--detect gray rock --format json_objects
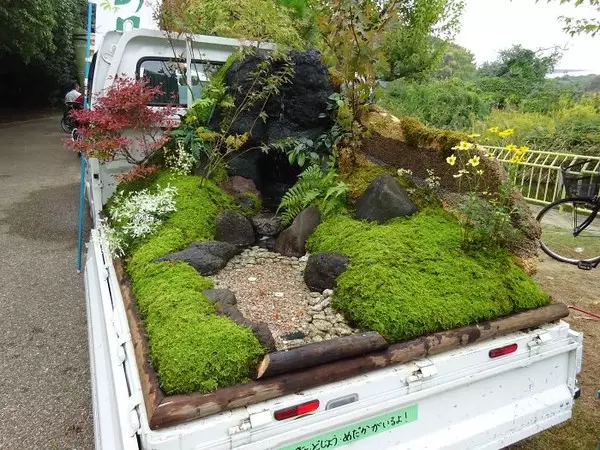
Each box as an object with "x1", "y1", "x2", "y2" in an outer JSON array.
[
  {"x1": 203, "y1": 289, "x2": 237, "y2": 306},
  {"x1": 355, "y1": 174, "x2": 418, "y2": 224},
  {"x1": 155, "y1": 241, "x2": 241, "y2": 275},
  {"x1": 281, "y1": 330, "x2": 307, "y2": 341},
  {"x1": 304, "y1": 252, "x2": 349, "y2": 292},
  {"x1": 216, "y1": 209, "x2": 255, "y2": 248},
  {"x1": 274, "y1": 206, "x2": 321, "y2": 257},
  {"x1": 312, "y1": 313, "x2": 328, "y2": 322},
  {"x1": 308, "y1": 324, "x2": 324, "y2": 337},
  {"x1": 219, "y1": 176, "x2": 262, "y2": 199},
  {"x1": 323, "y1": 288, "x2": 334, "y2": 297},
  {"x1": 251, "y1": 213, "x2": 283, "y2": 236},
  {"x1": 203, "y1": 288, "x2": 276, "y2": 351}
]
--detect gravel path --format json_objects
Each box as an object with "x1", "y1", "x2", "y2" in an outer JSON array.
[
  {"x1": 0, "y1": 116, "x2": 92, "y2": 449},
  {"x1": 212, "y1": 247, "x2": 356, "y2": 350}
]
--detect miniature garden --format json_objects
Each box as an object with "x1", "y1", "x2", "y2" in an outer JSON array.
[{"x1": 69, "y1": 4, "x2": 551, "y2": 397}]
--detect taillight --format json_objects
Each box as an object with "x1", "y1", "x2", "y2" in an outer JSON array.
[
  {"x1": 489, "y1": 343, "x2": 518, "y2": 358},
  {"x1": 274, "y1": 400, "x2": 320, "y2": 421}
]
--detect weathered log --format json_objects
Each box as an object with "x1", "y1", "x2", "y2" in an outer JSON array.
[
  {"x1": 149, "y1": 303, "x2": 568, "y2": 429},
  {"x1": 114, "y1": 259, "x2": 164, "y2": 420},
  {"x1": 256, "y1": 332, "x2": 388, "y2": 379}
]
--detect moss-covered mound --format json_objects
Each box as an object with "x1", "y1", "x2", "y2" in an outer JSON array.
[
  {"x1": 122, "y1": 172, "x2": 265, "y2": 395},
  {"x1": 307, "y1": 209, "x2": 549, "y2": 343}
]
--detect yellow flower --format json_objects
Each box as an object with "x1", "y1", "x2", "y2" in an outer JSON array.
[
  {"x1": 476, "y1": 169, "x2": 484, "y2": 175},
  {"x1": 509, "y1": 155, "x2": 524, "y2": 164},
  {"x1": 468, "y1": 133, "x2": 481, "y2": 139},
  {"x1": 467, "y1": 155, "x2": 480, "y2": 167},
  {"x1": 498, "y1": 128, "x2": 515, "y2": 138},
  {"x1": 446, "y1": 154, "x2": 457, "y2": 166},
  {"x1": 452, "y1": 140, "x2": 474, "y2": 151},
  {"x1": 516, "y1": 145, "x2": 529, "y2": 155},
  {"x1": 488, "y1": 126, "x2": 500, "y2": 133},
  {"x1": 505, "y1": 144, "x2": 518, "y2": 151}
]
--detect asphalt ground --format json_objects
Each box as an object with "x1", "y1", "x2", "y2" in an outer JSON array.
[{"x1": 0, "y1": 116, "x2": 93, "y2": 449}]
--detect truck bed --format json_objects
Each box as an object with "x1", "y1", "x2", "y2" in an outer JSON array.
[{"x1": 85, "y1": 227, "x2": 582, "y2": 450}]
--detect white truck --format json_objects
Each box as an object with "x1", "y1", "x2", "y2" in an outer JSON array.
[{"x1": 84, "y1": 29, "x2": 583, "y2": 450}]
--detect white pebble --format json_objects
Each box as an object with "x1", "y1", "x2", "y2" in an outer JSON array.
[
  {"x1": 323, "y1": 289, "x2": 334, "y2": 297},
  {"x1": 273, "y1": 292, "x2": 284, "y2": 298},
  {"x1": 248, "y1": 277, "x2": 257, "y2": 282}
]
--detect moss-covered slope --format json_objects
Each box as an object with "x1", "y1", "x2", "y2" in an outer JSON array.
[
  {"x1": 122, "y1": 172, "x2": 264, "y2": 395},
  {"x1": 307, "y1": 209, "x2": 549, "y2": 342}
]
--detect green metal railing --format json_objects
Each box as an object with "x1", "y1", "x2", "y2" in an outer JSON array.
[{"x1": 483, "y1": 146, "x2": 600, "y2": 206}]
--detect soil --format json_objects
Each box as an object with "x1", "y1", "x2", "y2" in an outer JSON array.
[{"x1": 511, "y1": 254, "x2": 600, "y2": 450}]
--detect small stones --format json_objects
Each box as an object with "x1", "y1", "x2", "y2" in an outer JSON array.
[
  {"x1": 312, "y1": 319, "x2": 331, "y2": 333},
  {"x1": 213, "y1": 245, "x2": 360, "y2": 347}
]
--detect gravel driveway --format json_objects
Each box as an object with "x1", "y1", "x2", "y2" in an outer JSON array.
[{"x1": 0, "y1": 116, "x2": 93, "y2": 449}]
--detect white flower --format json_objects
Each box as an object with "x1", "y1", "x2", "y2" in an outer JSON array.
[{"x1": 105, "y1": 184, "x2": 178, "y2": 257}]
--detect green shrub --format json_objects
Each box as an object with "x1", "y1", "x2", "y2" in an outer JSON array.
[
  {"x1": 307, "y1": 209, "x2": 549, "y2": 342},
  {"x1": 379, "y1": 78, "x2": 491, "y2": 130},
  {"x1": 113, "y1": 171, "x2": 265, "y2": 395},
  {"x1": 480, "y1": 106, "x2": 600, "y2": 156}
]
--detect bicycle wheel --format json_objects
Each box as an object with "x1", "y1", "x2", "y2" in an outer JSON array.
[
  {"x1": 60, "y1": 118, "x2": 72, "y2": 134},
  {"x1": 537, "y1": 197, "x2": 600, "y2": 265}
]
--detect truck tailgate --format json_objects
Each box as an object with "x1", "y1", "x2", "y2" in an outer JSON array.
[{"x1": 86, "y1": 229, "x2": 582, "y2": 450}]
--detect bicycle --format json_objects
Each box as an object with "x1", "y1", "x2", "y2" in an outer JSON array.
[{"x1": 536, "y1": 159, "x2": 600, "y2": 270}]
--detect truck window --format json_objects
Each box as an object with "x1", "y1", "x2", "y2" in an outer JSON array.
[{"x1": 136, "y1": 58, "x2": 221, "y2": 106}]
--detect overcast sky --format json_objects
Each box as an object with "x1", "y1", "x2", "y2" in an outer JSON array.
[{"x1": 455, "y1": 0, "x2": 600, "y2": 74}]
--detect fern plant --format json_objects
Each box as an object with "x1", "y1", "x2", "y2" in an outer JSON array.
[{"x1": 278, "y1": 164, "x2": 348, "y2": 226}]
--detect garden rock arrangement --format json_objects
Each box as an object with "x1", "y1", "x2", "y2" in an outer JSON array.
[{"x1": 210, "y1": 246, "x2": 356, "y2": 350}]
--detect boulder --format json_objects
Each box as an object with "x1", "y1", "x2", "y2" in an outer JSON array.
[
  {"x1": 355, "y1": 174, "x2": 418, "y2": 224},
  {"x1": 202, "y1": 288, "x2": 276, "y2": 351},
  {"x1": 251, "y1": 213, "x2": 283, "y2": 236},
  {"x1": 274, "y1": 206, "x2": 321, "y2": 257},
  {"x1": 217, "y1": 50, "x2": 334, "y2": 147},
  {"x1": 226, "y1": 150, "x2": 263, "y2": 188},
  {"x1": 216, "y1": 209, "x2": 255, "y2": 248},
  {"x1": 203, "y1": 288, "x2": 237, "y2": 306},
  {"x1": 155, "y1": 241, "x2": 240, "y2": 275},
  {"x1": 304, "y1": 252, "x2": 349, "y2": 292},
  {"x1": 219, "y1": 176, "x2": 262, "y2": 199}
]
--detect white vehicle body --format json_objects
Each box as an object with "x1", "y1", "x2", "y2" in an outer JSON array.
[{"x1": 85, "y1": 29, "x2": 584, "y2": 450}]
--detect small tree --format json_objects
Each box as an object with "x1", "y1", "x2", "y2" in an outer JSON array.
[
  {"x1": 67, "y1": 77, "x2": 176, "y2": 169},
  {"x1": 314, "y1": 0, "x2": 402, "y2": 162}
]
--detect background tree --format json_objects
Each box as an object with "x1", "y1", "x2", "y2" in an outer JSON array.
[
  {"x1": 0, "y1": 0, "x2": 85, "y2": 106},
  {"x1": 381, "y1": 0, "x2": 464, "y2": 80},
  {"x1": 159, "y1": 0, "x2": 310, "y2": 47},
  {"x1": 476, "y1": 45, "x2": 562, "y2": 109},
  {"x1": 432, "y1": 41, "x2": 477, "y2": 80},
  {"x1": 544, "y1": 0, "x2": 600, "y2": 36}
]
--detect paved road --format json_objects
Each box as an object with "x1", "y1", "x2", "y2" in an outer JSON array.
[{"x1": 0, "y1": 116, "x2": 93, "y2": 449}]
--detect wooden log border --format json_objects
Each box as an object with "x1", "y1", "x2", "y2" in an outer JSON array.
[{"x1": 114, "y1": 260, "x2": 569, "y2": 430}]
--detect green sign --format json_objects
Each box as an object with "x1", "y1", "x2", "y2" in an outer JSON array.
[{"x1": 280, "y1": 404, "x2": 418, "y2": 450}]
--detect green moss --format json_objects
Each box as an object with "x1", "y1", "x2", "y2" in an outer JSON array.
[
  {"x1": 235, "y1": 191, "x2": 262, "y2": 217},
  {"x1": 113, "y1": 170, "x2": 265, "y2": 395},
  {"x1": 148, "y1": 315, "x2": 264, "y2": 394},
  {"x1": 306, "y1": 209, "x2": 549, "y2": 342},
  {"x1": 397, "y1": 116, "x2": 470, "y2": 157},
  {"x1": 341, "y1": 159, "x2": 393, "y2": 205}
]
